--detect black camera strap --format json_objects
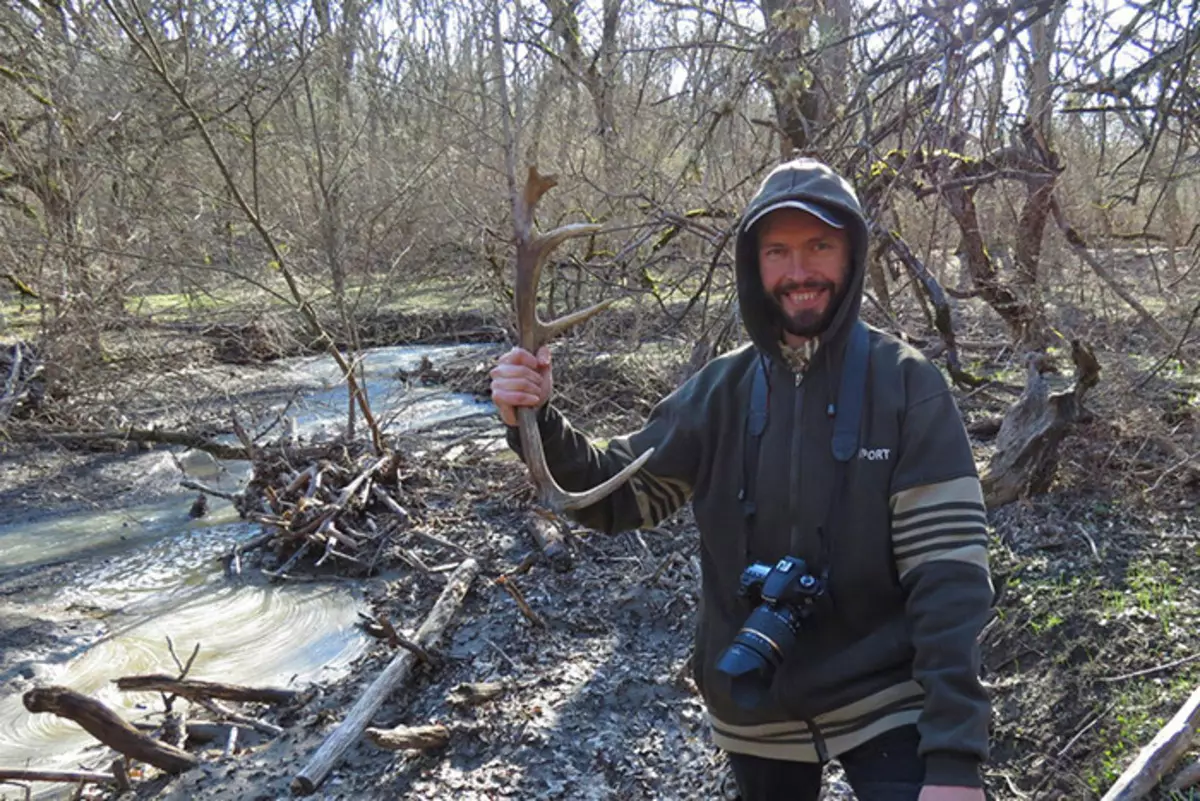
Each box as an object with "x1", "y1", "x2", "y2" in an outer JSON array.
[
  {"x1": 739, "y1": 352, "x2": 770, "y2": 539},
  {"x1": 740, "y1": 321, "x2": 870, "y2": 563},
  {"x1": 831, "y1": 320, "x2": 871, "y2": 464}
]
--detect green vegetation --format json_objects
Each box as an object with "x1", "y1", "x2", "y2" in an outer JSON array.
[{"x1": 1085, "y1": 669, "x2": 1200, "y2": 794}]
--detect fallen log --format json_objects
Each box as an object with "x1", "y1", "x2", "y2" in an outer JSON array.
[
  {"x1": 42, "y1": 427, "x2": 251, "y2": 461},
  {"x1": 22, "y1": 686, "x2": 199, "y2": 774},
  {"x1": 1101, "y1": 684, "x2": 1200, "y2": 801},
  {"x1": 291, "y1": 558, "x2": 479, "y2": 795},
  {"x1": 0, "y1": 768, "x2": 115, "y2": 786},
  {"x1": 364, "y1": 724, "x2": 450, "y2": 751},
  {"x1": 114, "y1": 674, "x2": 297, "y2": 705}
]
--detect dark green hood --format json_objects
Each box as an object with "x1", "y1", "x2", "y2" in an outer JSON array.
[{"x1": 735, "y1": 159, "x2": 870, "y2": 360}]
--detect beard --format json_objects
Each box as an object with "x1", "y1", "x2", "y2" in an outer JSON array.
[{"x1": 767, "y1": 278, "x2": 845, "y2": 338}]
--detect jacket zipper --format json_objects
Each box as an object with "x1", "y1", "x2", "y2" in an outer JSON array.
[{"x1": 791, "y1": 370, "x2": 829, "y2": 763}]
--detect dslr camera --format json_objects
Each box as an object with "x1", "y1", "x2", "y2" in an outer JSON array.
[{"x1": 714, "y1": 556, "x2": 826, "y2": 710}]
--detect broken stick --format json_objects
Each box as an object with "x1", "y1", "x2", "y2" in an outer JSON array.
[
  {"x1": 1101, "y1": 684, "x2": 1200, "y2": 801},
  {"x1": 364, "y1": 724, "x2": 450, "y2": 751},
  {"x1": 495, "y1": 575, "x2": 545, "y2": 628},
  {"x1": 447, "y1": 681, "x2": 508, "y2": 708},
  {"x1": 114, "y1": 674, "x2": 297, "y2": 705},
  {"x1": 0, "y1": 768, "x2": 115, "y2": 786},
  {"x1": 23, "y1": 686, "x2": 199, "y2": 774},
  {"x1": 197, "y1": 698, "x2": 282, "y2": 737},
  {"x1": 291, "y1": 558, "x2": 480, "y2": 795}
]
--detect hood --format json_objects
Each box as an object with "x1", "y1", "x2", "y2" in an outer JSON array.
[{"x1": 735, "y1": 159, "x2": 870, "y2": 361}]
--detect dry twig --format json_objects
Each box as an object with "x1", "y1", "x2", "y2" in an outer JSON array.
[{"x1": 495, "y1": 575, "x2": 546, "y2": 628}]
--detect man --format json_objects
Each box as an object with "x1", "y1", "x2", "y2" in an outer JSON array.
[{"x1": 491, "y1": 159, "x2": 992, "y2": 801}]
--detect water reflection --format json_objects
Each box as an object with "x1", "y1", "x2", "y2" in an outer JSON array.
[{"x1": 0, "y1": 580, "x2": 366, "y2": 774}]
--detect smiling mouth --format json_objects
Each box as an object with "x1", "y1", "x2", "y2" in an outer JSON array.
[{"x1": 782, "y1": 288, "x2": 827, "y2": 307}]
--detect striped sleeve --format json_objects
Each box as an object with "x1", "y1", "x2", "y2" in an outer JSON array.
[
  {"x1": 891, "y1": 476, "x2": 989, "y2": 581},
  {"x1": 889, "y1": 362, "x2": 993, "y2": 787},
  {"x1": 606, "y1": 438, "x2": 693, "y2": 529},
  {"x1": 505, "y1": 364, "x2": 713, "y2": 534}
]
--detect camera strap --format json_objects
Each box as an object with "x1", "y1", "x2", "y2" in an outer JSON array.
[
  {"x1": 831, "y1": 320, "x2": 870, "y2": 463},
  {"x1": 740, "y1": 321, "x2": 870, "y2": 556},
  {"x1": 739, "y1": 352, "x2": 770, "y2": 529}
]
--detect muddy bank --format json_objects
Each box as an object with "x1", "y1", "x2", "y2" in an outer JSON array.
[
  {"x1": 119, "y1": 455, "x2": 742, "y2": 801},
  {"x1": 191, "y1": 302, "x2": 701, "y2": 365}
]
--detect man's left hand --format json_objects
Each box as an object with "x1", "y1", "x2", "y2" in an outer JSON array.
[{"x1": 919, "y1": 787, "x2": 985, "y2": 801}]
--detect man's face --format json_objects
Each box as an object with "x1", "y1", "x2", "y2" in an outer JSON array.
[{"x1": 757, "y1": 208, "x2": 852, "y2": 343}]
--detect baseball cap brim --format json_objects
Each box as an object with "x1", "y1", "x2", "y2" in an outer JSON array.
[{"x1": 745, "y1": 200, "x2": 844, "y2": 231}]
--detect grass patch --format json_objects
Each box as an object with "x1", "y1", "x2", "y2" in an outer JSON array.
[
  {"x1": 383, "y1": 279, "x2": 485, "y2": 314},
  {"x1": 1085, "y1": 668, "x2": 1200, "y2": 794},
  {"x1": 124, "y1": 291, "x2": 231, "y2": 318},
  {"x1": 0, "y1": 298, "x2": 40, "y2": 334},
  {"x1": 1102, "y1": 558, "x2": 1181, "y2": 636}
]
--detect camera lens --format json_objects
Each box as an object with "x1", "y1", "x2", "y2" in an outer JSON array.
[{"x1": 714, "y1": 605, "x2": 800, "y2": 709}]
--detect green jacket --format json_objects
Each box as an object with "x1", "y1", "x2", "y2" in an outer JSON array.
[{"x1": 507, "y1": 160, "x2": 992, "y2": 787}]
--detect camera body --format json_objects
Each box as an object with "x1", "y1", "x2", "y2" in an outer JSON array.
[{"x1": 714, "y1": 555, "x2": 826, "y2": 710}]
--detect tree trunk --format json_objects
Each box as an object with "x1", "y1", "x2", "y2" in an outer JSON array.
[
  {"x1": 941, "y1": 184, "x2": 1046, "y2": 344},
  {"x1": 981, "y1": 341, "x2": 1101, "y2": 508}
]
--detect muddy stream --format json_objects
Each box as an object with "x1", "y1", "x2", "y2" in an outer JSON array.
[{"x1": 0, "y1": 345, "x2": 496, "y2": 797}]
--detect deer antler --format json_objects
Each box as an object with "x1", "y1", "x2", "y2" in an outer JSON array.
[{"x1": 511, "y1": 166, "x2": 653, "y2": 512}]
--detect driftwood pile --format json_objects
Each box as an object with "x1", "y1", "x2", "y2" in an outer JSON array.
[{"x1": 213, "y1": 447, "x2": 419, "y2": 579}]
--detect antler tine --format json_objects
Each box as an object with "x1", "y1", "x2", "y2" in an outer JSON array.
[
  {"x1": 511, "y1": 165, "x2": 654, "y2": 512},
  {"x1": 514, "y1": 415, "x2": 655, "y2": 510},
  {"x1": 536, "y1": 221, "x2": 601, "y2": 253},
  {"x1": 539, "y1": 298, "x2": 614, "y2": 342}
]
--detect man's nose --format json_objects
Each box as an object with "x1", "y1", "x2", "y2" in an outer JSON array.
[{"x1": 784, "y1": 250, "x2": 814, "y2": 280}]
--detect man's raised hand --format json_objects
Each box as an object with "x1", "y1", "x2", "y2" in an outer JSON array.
[{"x1": 489, "y1": 346, "x2": 553, "y2": 427}]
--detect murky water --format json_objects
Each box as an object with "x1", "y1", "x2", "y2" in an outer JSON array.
[{"x1": 0, "y1": 344, "x2": 496, "y2": 797}]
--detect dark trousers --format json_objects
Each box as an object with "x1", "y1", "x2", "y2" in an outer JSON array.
[{"x1": 727, "y1": 725, "x2": 924, "y2": 801}]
